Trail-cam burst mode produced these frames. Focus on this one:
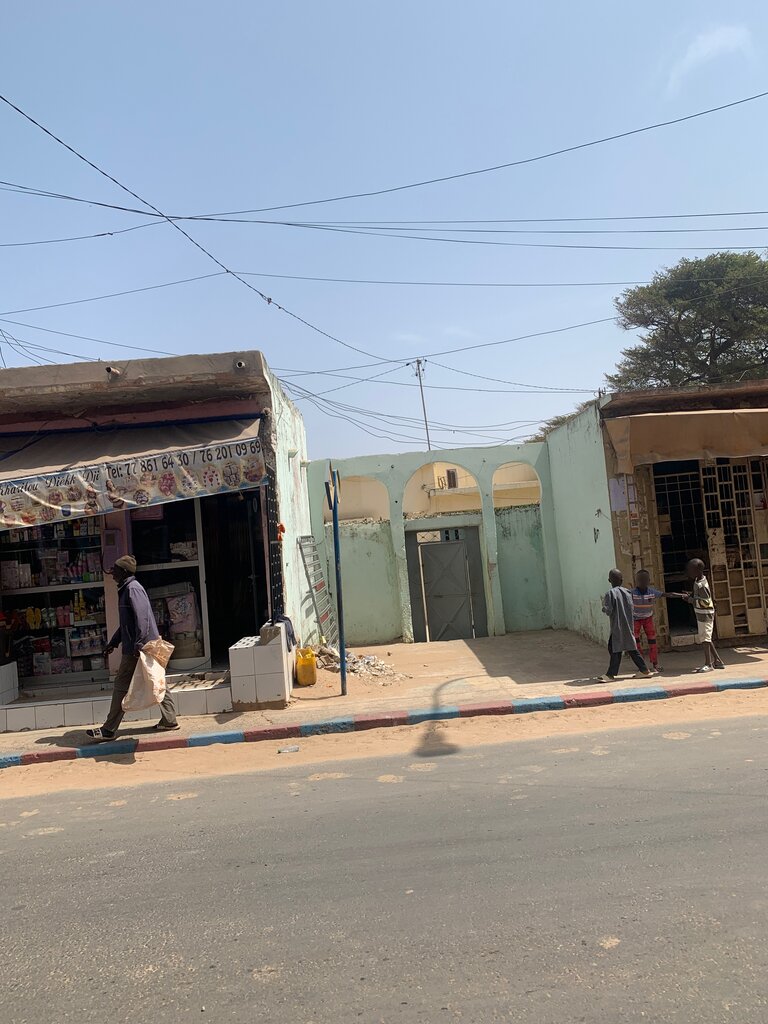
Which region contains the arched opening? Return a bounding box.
[492,462,541,508]
[323,475,389,523]
[403,462,481,519]
[402,462,487,642]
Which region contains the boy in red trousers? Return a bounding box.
[631,569,673,673]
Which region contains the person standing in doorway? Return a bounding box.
[683,558,725,673]
[598,569,653,683]
[86,555,178,741]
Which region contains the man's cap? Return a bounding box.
[114,555,137,574]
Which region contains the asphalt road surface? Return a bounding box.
[2,716,767,1023]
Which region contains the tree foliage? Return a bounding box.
[606,252,768,390]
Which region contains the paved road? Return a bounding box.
[2,717,768,1023]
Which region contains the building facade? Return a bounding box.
[0,351,312,697]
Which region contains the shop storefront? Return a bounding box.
[0,405,280,690]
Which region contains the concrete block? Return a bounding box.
[124,708,154,722]
[255,671,289,704]
[458,702,514,717]
[6,706,36,732]
[205,685,233,715]
[611,685,668,703]
[244,724,302,742]
[34,704,67,730]
[0,709,6,732]
[512,696,567,713]
[176,689,207,717]
[188,731,244,747]
[407,707,460,724]
[254,638,286,674]
[354,711,410,730]
[64,701,96,727]
[300,717,354,737]
[230,674,258,704]
[21,749,78,765]
[92,698,112,722]
[714,677,768,691]
[562,691,613,709]
[228,637,259,677]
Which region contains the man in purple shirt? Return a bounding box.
[87,555,178,741]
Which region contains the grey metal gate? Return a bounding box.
[419,539,474,641]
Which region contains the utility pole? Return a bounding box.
[414,358,432,450]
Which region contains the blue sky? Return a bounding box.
[2,2,767,457]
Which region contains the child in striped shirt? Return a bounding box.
[631,569,670,673]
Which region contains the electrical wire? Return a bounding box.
[0,179,161,217]
[185,89,768,215]
[0,221,161,247]
[0,94,389,364]
[254,210,768,225]
[0,272,227,316]
[0,317,177,357]
[6,172,768,229]
[230,219,768,252]
[254,221,768,236]
[286,367,595,394]
[236,270,765,289]
[426,359,596,392]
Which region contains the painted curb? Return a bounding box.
[2,675,767,771]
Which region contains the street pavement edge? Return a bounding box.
[1,676,766,771]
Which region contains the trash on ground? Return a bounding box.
[278,745,300,754]
[316,646,409,684]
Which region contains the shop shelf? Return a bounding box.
[1,581,105,595]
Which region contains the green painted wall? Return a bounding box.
[495,505,550,631]
[546,404,614,643]
[265,369,315,644]
[308,444,566,645]
[326,520,402,645]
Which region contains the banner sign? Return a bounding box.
[0,437,267,529]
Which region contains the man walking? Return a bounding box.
[598,568,653,683]
[86,555,178,741]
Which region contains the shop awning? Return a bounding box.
[0,418,266,529]
[604,408,768,475]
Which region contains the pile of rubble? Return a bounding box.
[316,646,409,684]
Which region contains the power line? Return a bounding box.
[0,272,227,316]
[185,89,768,215]
[236,219,768,252]
[0,222,160,247]
[424,359,595,392]
[232,219,768,236]
[0,94,388,364]
[0,178,161,217]
[7,172,768,229]
[0,317,178,356]
[236,270,766,289]
[256,210,768,225]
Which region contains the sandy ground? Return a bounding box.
[2,688,767,801]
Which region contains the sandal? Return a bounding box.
[693,665,714,673]
[154,721,180,732]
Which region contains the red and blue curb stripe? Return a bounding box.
[1,675,766,771]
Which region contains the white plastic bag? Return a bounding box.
[122,638,174,711]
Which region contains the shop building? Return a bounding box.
[0,351,311,698]
[602,381,768,649]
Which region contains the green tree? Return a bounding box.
[607,251,768,390]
